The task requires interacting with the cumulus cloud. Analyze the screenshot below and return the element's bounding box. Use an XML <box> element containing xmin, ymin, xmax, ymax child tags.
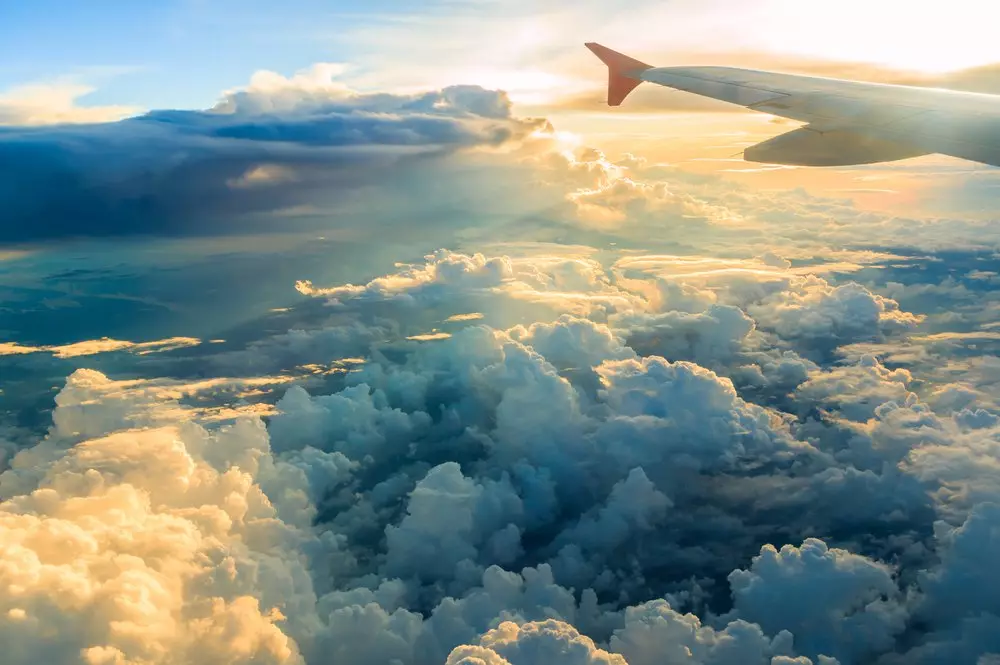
<box><xmin>613</xmin><ymin>304</ymin><xmax>756</xmax><ymax>365</ymax></box>
<box><xmin>0</xmin><ymin>372</ymin><xmax>321</xmax><ymax>665</ymax></box>
<box><xmin>795</xmin><ymin>355</ymin><xmax>914</xmax><ymax>422</ymax></box>
<box><xmin>727</xmin><ymin>539</ymin><xmax>906</xmax><ymax>663</ymax></box>
<box><xmin>447</xmin><ymin>620</ymin><xmax>626</xmax><ymax>665</ymax></box>
<box><xmin>384</xmin><ymin>461</ymin><xmax>527</xmax><ymax>585</ymax></box>
<box><xmin>0</xmin><ymin>65</ymin><xmax>548</xmax><ymax>243</ymax></box>
<box><xmin>0</xmin><ymin>80</ymin><xmax>141</xmax><ymax>126</ymax></box>
<box><xmin>747</xmin><ymin>279</ymin><xmax>921</xmax><ymax>355</ymax></box>
<box><xmin>4</xmin><ymin>231</ymin><xmax>999</xmax><ymax>665</ymax></box>
<box><xmin>509</xmin><ymin>315</ymin><xmax>635</xmax><ymax>370</ymax></box>
<box><xmin>610</xmin><ymin>599</ymin><xmax>805</xmax><ymax>665</ymax></box>
<box><xmin>920</xmin><ymin>503</ymin><xmax>1000</xmax><ymax>624</ymax></box>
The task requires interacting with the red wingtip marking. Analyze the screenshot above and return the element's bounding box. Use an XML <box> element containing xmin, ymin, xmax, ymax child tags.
<box><xmin>584</xmin><ymin>43</ymin><xmax>652</xmax><ymax>106</ymax></box>
<box><xmin>607</xmin><ymin>77</ymin><xmax>643</xmax><ymax>107</ymax></box>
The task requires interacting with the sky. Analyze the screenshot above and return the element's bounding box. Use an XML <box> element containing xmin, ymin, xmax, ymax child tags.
<box><xmin>3</xmin><ymin>2</ymin><xmax>1000</xmax><ymax>665</ymax></box>
<box><xmin>9</xmin><ymin>0</ymin><xmax>1000</xmax><ymax>116</ymax></box>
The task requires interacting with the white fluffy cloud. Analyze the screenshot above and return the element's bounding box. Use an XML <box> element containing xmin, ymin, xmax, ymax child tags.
<box><xmin>747</xmin><ymin>279</ymin><xmax>921</xmax><ymax>349</ymax></box>
<box><xmin>921</xmin><ymin>503</ymin><xmax>1000</xmax><ymax>623</ymax></box>
<box><xmin>0</xmin><ymin>80</ymin><xmax>141</xmax><ymax>126</ymax></box>
<box><xmin>0</xmin><ymin>373</ymin><xmax>319</xmax><ymax>665</ymax></box>
<box><xmin>384</xmin><ymin>462</ymin><xmax>526</xmax><ymax>584</ymax></box>
<box><xmin>611</xmin><ymin>600</ymin><xmax>798</xmax><ymax>665</ymax></box>
<box><xmin>447</xmin><ymin>620</ymin><xmax>626</xmax><ymax>665</ymax></box>
<box><xmin>296</xmin><ymin>250</ymin><xmax>515</xmax><ymax>303</ymax></box>
<box><xmin>594</xmin><ymin>356</ymin><xmax>800</xmax><ymax>473</ymax></box>
<box><xmin>509</xmin><ymin>316</ymin><xmax>635</xmax><ymax>370</ymax></box>
<box><xmin>727</xmin><ymin>539</ymin><xmax>906</xmax><ymax>663</ymax></box>
<box><xmin>795</xmin><ymin>355</ymin><xmax>914</xmax><ymax>422</ymax></box>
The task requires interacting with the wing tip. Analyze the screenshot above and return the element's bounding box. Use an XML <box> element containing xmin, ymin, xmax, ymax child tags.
<box><xmin>584</xmin><ymin>42</ymin><xmax>652</xmax><ymax>106</ymax></box>
<box><xmin>583</xmin><ymin>42</ymin><xmax>652</xmax><ymax>70</ymax></box>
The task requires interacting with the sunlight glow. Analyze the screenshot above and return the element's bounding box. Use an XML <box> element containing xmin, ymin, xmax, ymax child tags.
<box><xmin>0</xmin><ymin>81</ymin><xmax>140</xmax><ymax>125</ymax></box>
<box><xmin>749</xmin><ymin>0</ymin><xmax>1000</xmax><ymax>73</ymax></box>
<box><xmin>457</xmin><ymin>69</ymin><xmax>575</xmax><ymax>104</ymax></box>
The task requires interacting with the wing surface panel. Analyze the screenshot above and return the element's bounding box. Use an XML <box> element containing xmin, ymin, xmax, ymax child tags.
<box><xmin>587</xmin><ymin>43</ymin><xmax>1000</xmax><ymax>167</ymax></box>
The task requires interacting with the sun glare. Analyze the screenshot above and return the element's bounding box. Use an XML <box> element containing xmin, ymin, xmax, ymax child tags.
<box><xmin>459</xmin><ymin>69</ymin><xmax>575</xmax><ymax>105</ymax></box>
<box><xmin>754</xmin><ymin>0</ymin><xmax>1000</xmax><ymax>73</ymax></box>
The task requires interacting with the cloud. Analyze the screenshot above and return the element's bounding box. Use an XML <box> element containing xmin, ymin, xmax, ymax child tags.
<box><xmin>0</xmin><ymin>336</ymin><xmax>201</xmax><ymax>358</ymax></box>
<box><xmin>726</xmin><ymin>539</ymin><xmax>906</xmax><ymax>663</ymax></box>
<box><xmin>446</xmin><ymin>313</ymin><xmax>486</xmax><ymax>322</ymax></box>
<box><xmin>548</xmin><ymin>468</ymin><xmax>671</xmax><ymax>591</ymax></box>
<box><xmin>0</xmin><ymin>80</ymin><xmax>141</xmax><ymax>126</ymax></box>
<box><xmin>0</xmin><ymin>66</ymin><xmax>548</xmax><ymax>243</ymax></box>
<box><xmin>609</xmin><ymin>598</ymin><xmax>828</xmax><ymax>665</ymax></box>
<box><xmin>795</xmin><ymin>355</ymin><xmax>914</xmax><ymax>422</ymax></box>
<box><xmin>447</xmin><ymin>620</ymin><xmax>626</xmax><ymax>665</ymax></box>
<box><xmin>877</xmin><ymin>503</ymin><xmax>1000</xmax><ymax>664</ymax></box>
<box><xmin>920</xmin><ymin>503</ymin><xmax>1000</xmax><ymax>624</ymax></box>
<box><xmin>296</xmin><ymin>250</ymin><xmax>516</xmax><ymax>302</ymax></box>
<box><xmin>8</xmin><ymin>54</ymin><xmax>1000</xmax><ymax>665</ymax></box>
<box><xmin>383</xmin><ymin>461</ymin><xmax>527</xmax><ymax>585</ymax></box>
<box><xmin>0</xmin><ymin>371</ymin><xmax>320</xmax><ymax>665</ymax></box>
<box><xmin>613</xmin><ymin>304</ymin><xmax>755</xmax><ymax>365</ymax></box>
<box><xmin>2</xmin><ymin>232</ymin><xmax>997</xmax><ymax>665</ymax></box>
<box><xmin>747</xmin><ymin>279</ymin><xmax>921</xmax><ymax>353</ymax></box>
<box><xmin>902</xmin><ymin>414</ymin><xmax>1000</xmax><ymax>519</ymax></box>
<box><xmin>509</xmin><ymin>315</ymin><xmax>635</xmax><ymax>370</ymax></box>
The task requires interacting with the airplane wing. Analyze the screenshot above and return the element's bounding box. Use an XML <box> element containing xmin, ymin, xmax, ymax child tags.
<box><xmin>585</xmin><ymin>42</ymin><xmax>1000</xmax><ymax>167</ymax></box>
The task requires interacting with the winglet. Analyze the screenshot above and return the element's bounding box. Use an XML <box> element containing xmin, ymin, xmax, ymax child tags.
<box><xmin>585</xmin><ymin>42</ymin><xmax>652</xmax><ymax>106</ymax></box>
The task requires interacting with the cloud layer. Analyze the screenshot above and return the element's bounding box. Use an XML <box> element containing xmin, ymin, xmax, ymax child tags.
<box><xmin>4</xmin><ymin>67</ymin><xmax>1000</xmax><ymax>665</ymax></box>
<box><xmin>5</xmin><ymin>237</ymin><xmax>1000</xmax><ymax>664</ymax></box>
<box><xmin>0</xmin><ymin>65</ymin><xmax>549</xmax><ymax>243</ymax></box>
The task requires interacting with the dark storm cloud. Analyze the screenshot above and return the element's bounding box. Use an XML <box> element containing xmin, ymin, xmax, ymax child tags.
<box><xmin>0</xmin><ymin>84</ymin><xmax>545</xmax><ymax>243</ymax></box>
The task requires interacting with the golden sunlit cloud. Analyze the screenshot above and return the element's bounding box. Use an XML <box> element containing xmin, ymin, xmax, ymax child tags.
<box><xmin>0</xmin><ymin>337</ymin><xmax>202</xmax><ymax>358</ymax></box>
<box><xmin>228</xmin><ymin>164</ymin><xmax>300</xmax><ymax>189</ymax></box>
<box><xmin>406</xmin><ymin>332</ymin><xmax>453</xmax><ymax>341</ymax></box>
<box><xmin>444</xmin><ymin>313</ymin><xmax>486</xmax><ymax>322</ymax></box>
<box><xmin>0</xmin><ymin>81</ymin><xmax>141</xmax><ymax>126</ymax></box>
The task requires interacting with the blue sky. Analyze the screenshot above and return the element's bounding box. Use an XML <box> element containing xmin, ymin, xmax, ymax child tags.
<box><xmin>6</xmin><ymin>0</ymin><xmax>1000</xmax><ymax>132</ymax></box>
<box><xmin>10</xmin><ymin>0</ymin><xmax>1000</xmax><ymax>118</ymax></box>
<box><xmin>0</xmin><ymin>0</ymin><xmax>417</xmax><ymax>109</ymax></box>
<box><xmin>1</xmin><ymin>0</ymin><xmax>615</xmax><ymax>111</ymax></box>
